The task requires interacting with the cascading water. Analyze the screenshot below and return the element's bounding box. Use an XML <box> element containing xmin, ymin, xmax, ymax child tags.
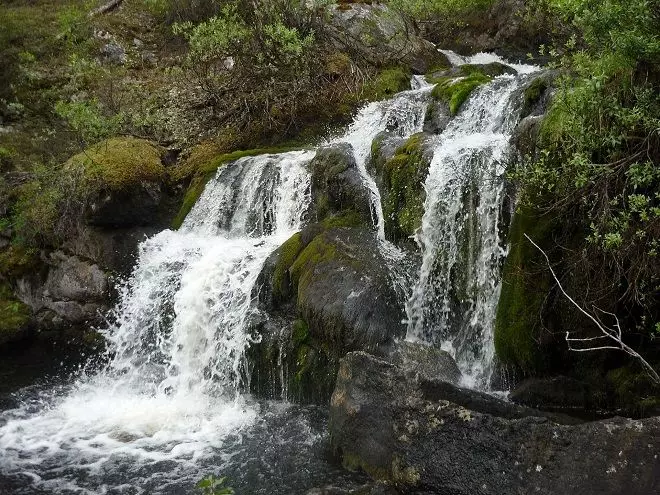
<box><xmin>0</xmin><ymin>57</ymin><xmax>539</xmax><ymax>492</ymax></box>
<box><xmin>0</xmin><ymin>151</ymin><xmax>368</xmax><ymax>493</ymax></box>
<box><xmin>406</xmin><ymin>55</ymin><xmax>539</xmax><ymax>390</ymax></box>
<box><xmin>329</xmin><ymin>76</ymin><xmax>432</xmax><ymax>239</ymax></box>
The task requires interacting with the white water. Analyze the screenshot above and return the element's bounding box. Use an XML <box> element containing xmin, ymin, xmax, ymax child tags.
<box><xmin>405</xmin><ymin>73</ymin><xmax>529</xmax><ymax>390</ymax></box>
<box><xmin>439</xmin><ymin>49</ymin><xmax>540</xmax><ymax>75</ymax></box>
<box><xmin>329</xmin><ymin>77</ymin><xmax>432</xmax><ymax>239</ymax></box>
<box><xmin>0</xmin><ymin>151</ymin><xmax>314</xmax><ymax>493</ymax></box>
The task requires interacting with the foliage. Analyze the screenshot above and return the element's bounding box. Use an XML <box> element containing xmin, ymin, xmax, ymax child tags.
<box><xmin>55</xmin><ymin>100</ymin><xmax>125</xmax><ymax>145</ymax></box>
<box><xmin>386</xmin><ymin>0</ymin><xmax>493</xmax><ymax>19</ymax></box>
<box><xmin>196</xmin><ymin>474</ymin><xmax>234</xmax><ymax>495</ymax></box>
<box><xmin>0</xmin><ymin>283</ymin><xmax>31</xmax><ymax>338</ymax></box>
<box><xmin>514</xmin><ymin>0</ymin><xmax>660</xmax><ymax>338</ymax></box>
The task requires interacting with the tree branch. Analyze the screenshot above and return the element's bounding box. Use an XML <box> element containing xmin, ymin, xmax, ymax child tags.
<box><xmin>524</xmin><ymin>233</ymin><xmax>660</xmax><ymax>384</ymax></box>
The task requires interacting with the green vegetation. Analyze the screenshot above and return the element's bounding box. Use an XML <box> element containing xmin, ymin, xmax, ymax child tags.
<box><xmin>431</xmin><ymin>72</ymin><xmax>492</xmax><ymax>115</ymax></box>
<box><xmin>196</xmin><ymin>474</ymin><xmax>234</xmax><ymax>495</ymax></box>
<box><xmin>494</xmin><ymin>208</ymin><xmax>556</xmax><ymax>372</ymax></box>
<box><xmin>376</xmin><ymin>133</ymin><xmax>430</xmax><ymax>242</ymax></box>
<box><xmin>273</xmin><ymin>232</ymin><xmax>304</xmax><ymax>301</ymax></box>
<box><xmin>0</xmin><ymin>284</ymin><xmax>31</xmax><ymax>341</ymax></box>
<box><xmin>363</xmin><ymin>68</ymin><xmax>412</xmax><ymax>100</ymax></box>
<box><xmin>498</xmin><ymin>0</ymin><xmax>660</xmax><ymax>382</ymax></box>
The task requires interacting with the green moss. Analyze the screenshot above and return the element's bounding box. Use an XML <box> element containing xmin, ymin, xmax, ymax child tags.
<box><xmin>431</xmin><ymin>72</ymin><xmax>492</xmax><ymax>115</ymax></box>
<box><xmin>290</xmin><ymin>233</ymin><xmax>339</xmax><ymax>294</ymax></box>
<box><xmin>494</xmin><ymin>207</ymin><xmax>555</xmax><ymax>372</ymax></box>
<box><xmin>0</xmin><ymin>283</ymin><xmax>30</xmax><ymax>339</ymax></box>
<box><xmin>292</xmin><ymin>318</ymin><xmax>309</xmax><ymax>346</ymax></box>
<box><xmin>524</xmin><ymin>77</ymin><xmax>548</xmax><ymax>108</ymax></box>
<box><xmin>0</xmin><ymin>245</ymin><xmax>40</xmax><ymax>279</ymax></box>
<box><xmin>272</xmin><ymin>232</ymin><xmax>304</xmax><ymax>300</ymax></box>
<box><xmin>320</xmin><ymin>210</ymin><xmax>364</xmax><ymax>229</ymax></box>
<box><xmin>378</xmin><ymin>133</ymin><xmax>429</xmax><ymax>242</ymax></box>
<box><xmin>65</xmin><ymin>137</ymin><xmax>165</xmax><ymax>191</ymax></box>
<box><xmin>364</xmin><ymin>67</ymin><xmax>412</xmax><ymax>101</ymax></box>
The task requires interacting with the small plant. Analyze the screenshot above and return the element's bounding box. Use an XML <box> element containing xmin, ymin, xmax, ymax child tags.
<box><xmin>196</xmin><ymin>475</ymin><xmax>234</xmax><ymax>495</ymax></box>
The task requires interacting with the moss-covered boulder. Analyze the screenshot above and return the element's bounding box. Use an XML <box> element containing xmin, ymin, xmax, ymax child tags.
<box><xmin>494</xmin><ymin>206</ymin><xmax>556</xmax><ymax>374</ymax></box>
<box><xmin>65</xmin><ymin>137</ymin><xmax>168</xmax><ymax>228</ymax></box>
<box><xmin>249</xmin><ymin>226</ymin><xmax>407</xmax><ymax>403</ymax></box>
<box><xmin>371</xmin><ymin>133</ymin><xmax>433</xmax><ymax>244</ymax></box>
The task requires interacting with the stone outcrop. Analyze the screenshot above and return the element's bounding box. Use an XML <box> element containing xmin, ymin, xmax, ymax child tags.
<box><xmin>330</xmin><ymin>351</ymin><xmax>660</xmax><ymax>494</ymax></box>
<box><xmin>327</xmin><ymin>3</ymin><xmax>448</xmax><ymax>73</ymax></box>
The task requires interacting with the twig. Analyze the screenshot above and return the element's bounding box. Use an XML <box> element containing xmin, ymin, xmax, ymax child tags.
<box><xmin>524</xmin><ymin>233</ymin><xmax>660</xmax><ymax>384</ymax></box>
<box><xmin>89</xmin><ymin>0</ymin><xmax>123</xmax><ymax>18</ymax></box>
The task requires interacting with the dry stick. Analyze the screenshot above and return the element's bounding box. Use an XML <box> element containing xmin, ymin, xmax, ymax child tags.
<box><xmin>524</xmin><ymin>233</ymin><xmax>660</xmax><ymax>385</ymax></box>
<box><xmin>89</xmin><ymin>0</ymin><xmax>124</xmax><ymax>17</ymax></box>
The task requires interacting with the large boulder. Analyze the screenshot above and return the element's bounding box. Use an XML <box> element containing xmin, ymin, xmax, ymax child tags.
<box><xmin>330</xmin><ymin>351</ymin><xmax>660</xmax><ymax>494</ymax></box>
<box><xmin>327</xmin><ymin>4</ymin><xmax>448</xmax><ymax>74</ymax></box>
<box><xmin>64</xmin><ymin>137</ymin><xmax>170</xmax><ymax>228</ymax></box>
<box><xmin>13</xmin><ymin>251</ymin><xmax>110</xmax><ymax>331</ymax></box>
<box><xmin>249</xmin><ymin>226</ymin><xmax>408</xmax><ymax>403</ymax></box>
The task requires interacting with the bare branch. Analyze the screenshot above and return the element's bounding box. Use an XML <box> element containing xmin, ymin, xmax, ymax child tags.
<box><xmin>524</xmin><ymin>233</ymin><xmax>660</xmax><ymax>385</ymax></box>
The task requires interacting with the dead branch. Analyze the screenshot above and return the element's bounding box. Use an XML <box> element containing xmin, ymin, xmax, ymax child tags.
<box><xmin>89</xmin><ymin>0</ymin><xmax>123</xmax><ymax>18</ymax></box>
<box><xmin>524</xmin><ymin>233</ymin><xmax>660</xmax><ymax>384</ymax></box>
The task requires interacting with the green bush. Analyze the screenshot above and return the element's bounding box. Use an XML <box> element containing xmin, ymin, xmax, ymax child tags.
<box><xmin>514</xmin><ymin>0</ymin><xmax>660</xmax><ymax>340</ymax></box>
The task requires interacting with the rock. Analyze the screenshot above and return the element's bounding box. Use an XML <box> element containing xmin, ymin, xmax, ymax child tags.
<box><xmin>423</xmin><ymin>99</ymin><xmax>451</xmax><ymax>134</ymax></box>
<box><xmin>509</xmin><ymin>376</ymin><xmax>595</xmax><ymax>413</ymax></box>
<box><xmin>249</xmin><ymin>227</ymin><xmax>407</xmax><ymax>403</ymax></box>
<box><xmin>13</xmin><ymin>252</ymin><xmax>110</xmax><ymax>332</ymax></box>
<box><xmin>43</xmin><ymin>251</ymin><xmax>108</xmax><ymax>302</ymax></box>
<box><xmin>391</xmin><ymin>341</ymin><xmax>462</xmax><ymax>384</ymax></box>
<box><xmin>328</xmin><ymin>4</ymin><xmax>448</xmax><ymax>73</ymax></box>
<box><xmin>309</xmin><ymin>144</ymin><xmax>373</xmax><ymax>225</ymax></box>
<box><xmin>100</xmin><ymin>42</ymin><xmax>126</xmax><ymax>65</ymax></box>
<box><xmin>370</xmin><ymin>133</ymin><xmax>434</xmax><ymax>244</ymax></box>
<box><xmin>86</xmin><ymin>181</ymin><xmax>163</xmax><ymax>227</ymax></box>
<box><xmin>330</xmin><ymin>351</ymin><xmax>660</xmax><ymax>494</ymax></box>
<box><xmin>511</xmin><ymin>114</ymin><xmax>543</xmax><ymax>157</ymax></box>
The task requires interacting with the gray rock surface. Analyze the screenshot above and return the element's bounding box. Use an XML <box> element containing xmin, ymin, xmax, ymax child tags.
<box><xmin>330</xmin><ymin>351</ymin><xmax>660</xmax><ymax>494</ymax></box>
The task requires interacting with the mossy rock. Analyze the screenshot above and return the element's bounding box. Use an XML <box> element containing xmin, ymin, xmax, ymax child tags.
<box><xmin>0</xmin><ymin>283</ymin><xmax>31</xmax><ymax>345</ymax></box>
<box><xmin>374</xmin><ymin>133</ymin><xmax>432</xmax><ymax>243</ymax></box>
<box><xmin>494</xmin><ymin>206</ymin><xmax>556</xmax><ymax>373</ymax></box>
<box><xmin>0</xmin><ymin>245</ymin><xmax>40</xmax><ymax>279</ymax></box>
<box><xmin>363</xmin><ymin>67</ymin><xmax>412</xmax><ymax>101</ymax></box>
<box><xmin>272</xmin><ymin>232</ymin><xmax>305</xmax><ymax>302</ymax></box>
<box><xmin>65</xmin><ymin>137</ymin><xmax>165</xmax><ymax>191</ymax></box>
<box><xmin>431</xmin><ymin>72</ymin><xmax>493</xmax><ymax>115</ymax></box>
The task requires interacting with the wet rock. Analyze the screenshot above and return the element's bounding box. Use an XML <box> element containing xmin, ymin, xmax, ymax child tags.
<box><xmin>250</xmin><ymin>227</ymin><xmax>407</xmax><ymax>403</ymax></box>
<box><xmin>309</xmin><ymin>144</ymin><xmax>373</xmax><ymax>225</ymax></box>
<box><xmin>328</xmin><ymin>3</ymin><xmax>448</xmax><ymax>73</ymax></box>
<box><xmin>13</xmin><ymin>252</ymin><xmax>110</xmax><ymax>331</ymax></box>
<box><xmin>511</xmin><ymin>114</ymin><xmax>543</xmax><ymax>158</ymax></box>
<box><xmin>391</xmin><ymin>341</ymin><xmax>462</xmax><ymax>384</ymax></box>
<box><xmin>509</xmin><ymin>376</ymin><xmax>595</xmax><ymax>413</ymax></box>
<box><xmin>86</xmin><ymin>181</ymin><xmax>163</xmax><ymax>227</ymax></box>
<box><xmin>330</xmin><ymin>351</ymin><xmax>660</xmax><ymax>494</ymax></box>
<box><xmin>423</xmin><ymin>99</ymin><xmax>451</xmax><ymax>134</ymax></box>
<box><xmin>43</xmin><ymin>251</ymin><xmax>108</xmax><ymax>302</ymax></box>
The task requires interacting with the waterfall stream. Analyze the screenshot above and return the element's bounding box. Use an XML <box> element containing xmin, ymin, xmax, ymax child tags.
<box><xmin>0</xmin><ymin>57</ymin><xmax>538</xmax><ymax>492</ymax></box>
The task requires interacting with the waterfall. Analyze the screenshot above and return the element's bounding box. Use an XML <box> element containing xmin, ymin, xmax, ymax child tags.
<box><xmin>406</xmin><ymin>63</ymin><xmax>538</xmax><ymax>390</ymax></box>
<box><xmin>0</xmin><ymin>151</ymin><xmax>314</xmax><ymax>492</ymax></box>
<box><xmin>329</xmin><ymin>78</ymin><xmax>432</xmax><ymax>239</ymax></box>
